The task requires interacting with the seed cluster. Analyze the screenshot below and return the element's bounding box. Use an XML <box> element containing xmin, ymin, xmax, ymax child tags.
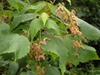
<box><xmin>29</xmin><ymin>39</ymin><xmax>46</xmax><ymax>75</ymax></box>
<box><xmin>30</xmin><ymin>40</ymin><xmax>45</xmax><ymax>61</ymax></box>
<box><xmin>56</xmin><ymin>4</ymin><xmax>85</xmax><ymax>58</ymax></box>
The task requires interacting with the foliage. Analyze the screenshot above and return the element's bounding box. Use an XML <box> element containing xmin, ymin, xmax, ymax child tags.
<box><xmin>0</xmin><ymin>0</ymin><xmax>100</xmax><ymax>75</ymax></box>
<box><xmin>66</xmin><ymin>0</ymin><xmax>100</xmax><ymax>29</ymax></box>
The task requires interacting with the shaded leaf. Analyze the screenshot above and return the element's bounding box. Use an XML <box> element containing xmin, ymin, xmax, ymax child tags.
<box><xmin>1</xmin><ymin>53</ymin><xmax>14</xmax><ymax>60</ymax></box>
<box><xmin>0</xmin><ymin>10</ymin><xmax>13</xmax><ymax>18</ymax></box>
<box><xmin>20</xmin><ymin>5</ymin><xmax>36</xmax><ymax>14</ymax></box>
<box><xmin>7</xmin><ymin>62</ymin><xmax>19</xmax><ymax>75</ymax></box>
<box><xmin>10</xmin><ymin>13</ymin><xmax>37</xmax><ymax>30</ymax></box>
<box><xmin>0</xmin><ymin>34</ymin><xmax>30</xmax><ymax>60</ymax></box>
<box><xmin>50</xmin><ymin>6</ymin><xmax>58</xmax><ymax>16</ymax></box>
<box><xmin>30</xmin><ymin>18</ymin><xmax>43</xmax><ymax>41</ymax></box>
<box><xmin>0</xmin><ymin>60</ymin><xmax>9</xmax><ymax>67</ymax></box>
<box><xmin>45</xmin><ymin>19</ymin><xmax>60</xmax><ymax>35</ymax></box>
<box><xmin>20</xmin><ymin>71</ymin><xmax>35</xmax><ymax>75</ymax></box>
<box><xmin>45</xmin><ymin>65</ymin><xmax>60</xmax><ymax>75</ymax></box>
<box><xmin>78</xmin><ymin>18</ymin><xmax>100</xmax><ymax>41</ymax></box>
<box><xmin>17</xmin><ymin>56</ymin><xmax>27</xmax><ymax>68</ymax></box>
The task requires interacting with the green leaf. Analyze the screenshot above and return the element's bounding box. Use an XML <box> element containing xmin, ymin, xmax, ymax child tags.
<box><xmin>41</xmin><ymin>34</ymin><xmax>68</xmax><ymax>75</ymax></box>
<box><xmin>0</xmin><ymin>60</ymin><xmax>9</xmax><ymax>67</ymax></box>
<box><xmin>67</xmin><ymin>0</ymin><xmax>71</xmax><ymax>5</ymax></box>
<box><xmin>45</xmin><ymin>19</ymin><xmax>60</xmax><ymax>35</ymax></box>
<box><xmin>41</xmin><ymin>36</ymin><xmax>59</xmax><ymax>58</ymax></box>
<box><xmin>45</xmin><ymin>65</ymin><xmax>60</xmax><ymax>75</ymax></box>
<box><xmin>7</xmin><ymin>62</ymin><xmax>19</xmax><ymax>75</ymax></box>
<box><xmin>10</xmin><ymin>13</ymin><xmax>37</xmax><ymax>30</ymax></box>
<box><xmin>11</xmin><ymin>24</ymin><xmax>30</xmax><ymax>34</ymax></box>
<box><xmin>17</xmin><ymin>56</ymin><xmax>27</xmax><ymax>68</ymax></box>
<box><xmin>20</xmin><ymin>71</ymin><xmax>35</xmax><ymax>75</ymax></box>
<box><xmin>1</xmin><ymin>53</ymin><xmax>14</xmax><ymax>60</ymax></box>
<box><xmin>7</xmin><ymin>0</ymin><xmax>19</xmax><ymax>9</ymax></box>
<box><xmin>0</xmin><ymin>10</ymin><xmax>13</xmax><ymax>18</ymax></box>
<box><xmin>30</xmin><ymin>18</ymin><xmax>43</xmax><ymax>41</ymax></box>
<box><xmin>0</xmin><ymin>34</ymin><xmax>30</xmax><ymax>60</ymax></box>
<box><xmin>35</xmin><ymin>2</ymin><xmax>46</xmax><ymax>12</ymax></box>
<box><xmin>78</xmin><ymin>18</ymin><xmax>100</xmax><ymax>41</ymax></box>
<box><xmin>79</xmin><ymin>45</ymin><xmax>99</xmax><ymax>62</ymax></box>
<box><xmin>62</xmin><ymin>35</ymin><xmax>99</xmax><ymax>66</ymax></box>
<box><xmin>21</xmin><ymin>3</ymin><xmax>46</xmax><ymax>14</ymax></box>
<box><xmin>40</xmin><ymin>12</ymin><xmax>49</xmax><ymax>25</ymax></box>
<box><xmin>0</xmin><ymin>23</ymin><xmax>10</xmax><ymax>37</ymax></box>
<box><xmin>69</xmin><ymin>44</ymin><xmax>99</xmax><ymax>66</ymax></box>
<box><xmin>17</xmin><ymin>0</ymin><xmax>28</xmax><ymax>7</ymax></box>
<box><xmin>7</xmin><ymin>0</ymin><xmax>28</xmax><ymax>10</ymax></box>
<box><xmin>46</xmin><ymin>52</ymin><xmax>58</xmax><ymax>60</ymax></box>
<box><xmin>50</xmin><ymin>6</ymin><xmax>58</xmax><ymax>16</ymax></box>
<box><xmin>20</xmin><ymin>5</ymin><xmax>36</xmax><ymax>14</ymax></box>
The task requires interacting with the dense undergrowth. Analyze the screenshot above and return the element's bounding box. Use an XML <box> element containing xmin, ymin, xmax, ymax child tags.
<box><xmin>0</xmin><ymin>0</ymin><xmax>100</xmax><ymax>75</ymax></box>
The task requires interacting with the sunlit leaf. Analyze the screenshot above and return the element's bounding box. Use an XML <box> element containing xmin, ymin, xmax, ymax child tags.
<box><xmin>40</xmin><ymin>12</ymin><xmax>49</xmax><ymax>25</ymax></box>
<box><xmin>7</xmin><ymin>0</ymin><xmax>28</xmax><ymax>10</ymax></box>
<box><xmin>0</xmin><ymin>34</ymin><xmax>30</xmax><ymax>60</ymax></box>
<box><xmin>35</xmin><ymin>2</ymin><xmax>46</xmax><ymax>12</ymax></box>
<box><xmin>50</xmin><ymin>6</ymin><xmax>58</xmax><ymax>16</ymax></box>
<box><xmin>10</xmin><ymin>13</ymin><xmax>37</xmax><ymax>30</ymax></box>
<box><xmin>41</xmin><ymin>34</ymin><xmax>68</xmax><ymax>75</ymax></box>
<box><xmin>67</xmin><ymin>0</ymin><xmax>71</xmax><ymax>5</ymax></box>
<box><xmin>78</xmin><ymin>18</ymin><xmax>100</xmax><ymax>41</ymax></box>
<box><xmin>30</xmin><ymin>18</ymin><xmax>43</xmax><ymax>41</ymax></box>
